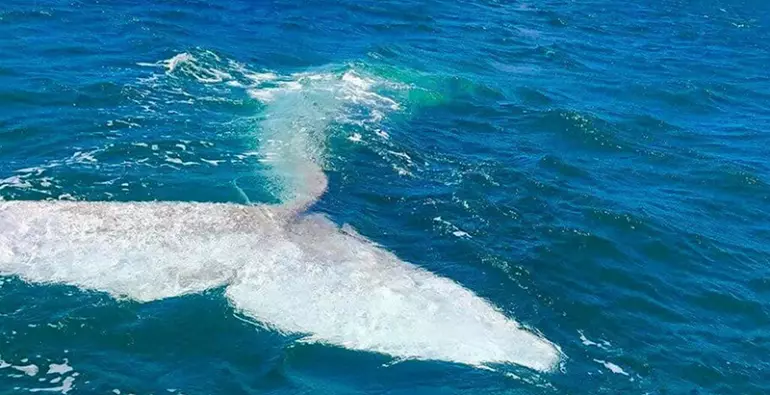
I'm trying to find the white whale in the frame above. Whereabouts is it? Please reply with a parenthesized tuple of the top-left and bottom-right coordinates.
(0, 53, 561, 372)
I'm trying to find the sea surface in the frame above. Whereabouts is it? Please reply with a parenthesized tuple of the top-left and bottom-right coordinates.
(1, 0, 769, 394)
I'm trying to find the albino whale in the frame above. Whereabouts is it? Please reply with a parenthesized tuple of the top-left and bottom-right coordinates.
(0, 176, 560, 371)
(0, 52, 561, 372)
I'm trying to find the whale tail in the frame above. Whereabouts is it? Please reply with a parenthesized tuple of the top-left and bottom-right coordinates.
(0, 52, 563, 373)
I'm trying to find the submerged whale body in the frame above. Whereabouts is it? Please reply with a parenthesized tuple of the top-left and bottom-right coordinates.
(0, 53, 561, 372)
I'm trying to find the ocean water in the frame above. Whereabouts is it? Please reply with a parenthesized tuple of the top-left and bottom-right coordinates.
(1, 0, 769, 394)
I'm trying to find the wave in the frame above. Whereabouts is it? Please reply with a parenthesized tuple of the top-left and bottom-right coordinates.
(0, 51, 561, 372)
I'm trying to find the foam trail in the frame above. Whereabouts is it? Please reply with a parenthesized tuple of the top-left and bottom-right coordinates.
(254, 81, 333, 213)
(0, 53, 561, 372)
(250, 69, 396, 212)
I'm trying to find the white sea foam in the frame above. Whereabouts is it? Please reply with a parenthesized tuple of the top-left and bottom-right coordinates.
(579, 330, 599, 347)
(12, 364, 39, 376)
(579, 330, 611, 350)
(29, 376, 75, 394)
(0, 51, 562, 372)
(200, 158, 223, 166)
(165, 157, 198, 166)
(594, 359, 628, 376)
(433, 216, 471, 238)
(46, 361, 73, 375)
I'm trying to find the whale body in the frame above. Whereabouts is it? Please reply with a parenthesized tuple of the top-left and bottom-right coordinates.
(0, 52, 561, 372)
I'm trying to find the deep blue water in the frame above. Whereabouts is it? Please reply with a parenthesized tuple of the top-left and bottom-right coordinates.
(1, 0, 770, 394)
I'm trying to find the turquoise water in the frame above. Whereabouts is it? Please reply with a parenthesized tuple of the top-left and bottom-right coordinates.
(1, 0, 769, 394)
